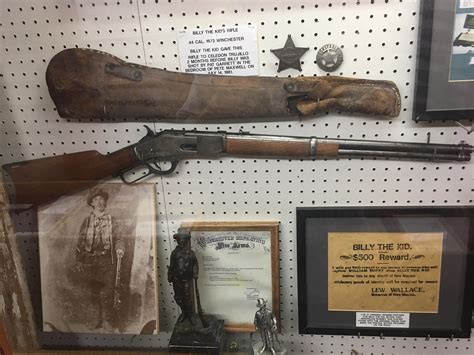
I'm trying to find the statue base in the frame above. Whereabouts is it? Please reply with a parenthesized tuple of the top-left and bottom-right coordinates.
(168, 314, 224, 354)
(252, 341, 287, 355)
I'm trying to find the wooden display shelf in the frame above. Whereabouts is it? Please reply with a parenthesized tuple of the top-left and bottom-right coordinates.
(15, 352, 169, 355)
(14, 352, 248, 355)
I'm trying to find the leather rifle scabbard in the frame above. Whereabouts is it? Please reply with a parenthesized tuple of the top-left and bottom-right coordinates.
(46, 48, 401, 120)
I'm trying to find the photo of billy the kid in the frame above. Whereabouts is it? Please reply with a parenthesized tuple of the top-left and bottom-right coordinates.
(39, 183, 157, 335)
(74, 189, 125, 331)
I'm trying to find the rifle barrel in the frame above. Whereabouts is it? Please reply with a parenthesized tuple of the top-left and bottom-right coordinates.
(338, 150, 470, 161)
(320, 138, 473, 155)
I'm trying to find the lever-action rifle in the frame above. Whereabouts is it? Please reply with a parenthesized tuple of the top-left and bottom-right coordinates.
(2, 126, 472, 206)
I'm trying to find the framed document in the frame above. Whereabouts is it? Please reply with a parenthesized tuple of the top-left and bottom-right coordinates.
(297, 207, 473, 338)
(182, 221, 280, 332)
(414, 0, 474, 121)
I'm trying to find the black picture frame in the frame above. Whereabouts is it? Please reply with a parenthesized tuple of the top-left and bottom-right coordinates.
(297, 206, 473, 338)
(414, 0, 474, 121)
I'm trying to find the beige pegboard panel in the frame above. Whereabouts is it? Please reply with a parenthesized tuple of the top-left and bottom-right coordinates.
(0, 0, 151, 163)
(0, 0, 473, 353)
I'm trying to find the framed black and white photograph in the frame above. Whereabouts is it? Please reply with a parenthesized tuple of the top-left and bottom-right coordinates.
(182, 221, 280, 332)
(38, 183, 158, 335)
(414, 0, 474, 121)
(297, 207, 473, 338)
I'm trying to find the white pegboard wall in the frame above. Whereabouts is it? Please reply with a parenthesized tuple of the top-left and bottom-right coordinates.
(1, 0, 473, 354)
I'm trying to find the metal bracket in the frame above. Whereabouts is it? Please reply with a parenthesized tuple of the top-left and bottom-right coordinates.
(455, 120, 473, 134)
(105, 62, 143, 81)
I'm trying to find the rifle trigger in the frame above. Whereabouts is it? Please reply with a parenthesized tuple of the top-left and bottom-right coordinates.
(146, 160, 179, 175)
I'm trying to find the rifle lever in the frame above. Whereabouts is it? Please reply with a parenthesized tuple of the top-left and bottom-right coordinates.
(118, 160, 179, 184)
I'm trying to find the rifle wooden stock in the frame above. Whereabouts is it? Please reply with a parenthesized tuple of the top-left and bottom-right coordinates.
(46, 48, 401, 121)
(3, 147, 138, 206)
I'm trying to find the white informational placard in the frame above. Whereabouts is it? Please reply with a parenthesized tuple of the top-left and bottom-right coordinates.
(356, 312, 410, 328)
(460, 0, 474, 9)
(177, 25, 258, 75)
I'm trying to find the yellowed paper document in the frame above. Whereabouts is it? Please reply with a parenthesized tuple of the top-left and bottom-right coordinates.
(328, 232, 443, 313)
(191, 231, 273, 326)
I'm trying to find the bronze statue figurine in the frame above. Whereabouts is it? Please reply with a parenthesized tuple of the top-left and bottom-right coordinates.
(168, 229, 224, 353)
(168, 231, 199, 325)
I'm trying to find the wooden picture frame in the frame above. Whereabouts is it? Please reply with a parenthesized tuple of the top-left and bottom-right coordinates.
(181, 221, 280, 333)
(414, 0, 474, 121)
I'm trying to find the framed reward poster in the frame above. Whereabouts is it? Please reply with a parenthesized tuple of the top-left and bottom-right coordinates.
(414, 0, 474, 121)
(181, 221, 280, 332)
(297, 207, 473, 338)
